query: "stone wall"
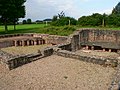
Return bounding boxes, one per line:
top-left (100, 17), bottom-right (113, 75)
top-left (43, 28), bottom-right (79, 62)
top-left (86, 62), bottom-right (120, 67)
top-left (0, 34), bottom-right (68, 48)
top-left (54, 49), bottom-right (118, 67)
top-left (0, 46), bottom-right (55, 70)
top-left (70, 29), bottom-right (120, 51)
top-left (7, 53), bottom-right (43, 70)
top-left (108, 63), bottom-right (120, 90)
top-left (0, 41), bottom-right (14, 48)
top-left (0, 33), bottom-right (33, 39)
top-left (33, 34), bottom-right (68, 45)
top-left (40, 47), bottom-right (54, 57)
top-left (57, 43), bottom-right (71, 51)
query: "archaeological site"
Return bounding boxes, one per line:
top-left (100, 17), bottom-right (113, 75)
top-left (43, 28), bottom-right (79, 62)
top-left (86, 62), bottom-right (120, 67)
top-left (0, 29), bottom-right (120, 90)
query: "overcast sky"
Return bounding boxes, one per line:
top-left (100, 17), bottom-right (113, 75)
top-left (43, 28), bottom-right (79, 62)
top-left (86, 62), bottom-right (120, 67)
top-left (21, 0), bottom-right (120, 21)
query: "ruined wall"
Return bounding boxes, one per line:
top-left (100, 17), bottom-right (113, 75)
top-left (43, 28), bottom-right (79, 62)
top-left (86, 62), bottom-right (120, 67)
top-left (33, 34), bottom-right (68, 45)
top-left (0, 41), bottom-right (14, 48)
top-left (78, 29), bottom-right (120, 43)
top-left (54, 50), bottom-right (118, 67)
top-left (0, 34), bottom-right (68, 48)
top-left (0, 46), bottom-right (54, 70)
top-left (0, 34), bottom-right (33, 39)
top-left (80, 29), bottom-right (120, 49)
top-left (88, 30), bottom-right (120, 42)
top-left (71, 29), bottom-right (120, 51)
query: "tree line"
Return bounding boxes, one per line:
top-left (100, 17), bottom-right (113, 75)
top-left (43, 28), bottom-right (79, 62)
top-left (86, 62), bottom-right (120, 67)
top-left (51, 12), bottom-right (120, 27)
top-left (77, 13), bottom-right (120, 27)
top-left (51, 2), bottom-right (120, 27)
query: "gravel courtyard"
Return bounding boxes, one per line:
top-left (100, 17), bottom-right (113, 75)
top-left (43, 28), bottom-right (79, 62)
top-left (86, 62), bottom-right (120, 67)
top-left (0, 55), bottom-right (115, 90)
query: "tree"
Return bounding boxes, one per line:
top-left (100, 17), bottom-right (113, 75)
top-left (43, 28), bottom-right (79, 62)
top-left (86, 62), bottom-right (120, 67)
top-left (0, 0), bottom-right (26, 31)
top-left (27, 18), bottom-right (32, 24)
top-left (78, 13), bottom-right (103, 26)
top-left (51, 16), bottom-right (77, 26)
top-left (112, 2), bottom-right (120, 15)
top-left (52, 15), bottom-right (58, 22)
top-left (11, 0), bottom-right (26, 30)
top-left (58, 11), bottom-right (65, 19)
top-left (51, 11), bottom-right (77, 26)
top-left (22, 20), bottom-right (27, 24)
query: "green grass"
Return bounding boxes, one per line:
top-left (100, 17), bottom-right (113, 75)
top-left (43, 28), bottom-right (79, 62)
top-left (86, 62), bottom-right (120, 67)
top-left (0, 24), bottom-right (46, 34)
top-left (1, 24), bottom-right (120, 36)
top-left (0, 24), bottom-right (76, 36)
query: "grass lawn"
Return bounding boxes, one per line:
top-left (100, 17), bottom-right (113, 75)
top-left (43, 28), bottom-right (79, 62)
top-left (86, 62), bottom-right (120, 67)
top-left (0, 24), bottom-right (46, 34)
top-left (0, 24), bottom-right (76, 36)
top-left (1, 24), bottom-right (120, 36)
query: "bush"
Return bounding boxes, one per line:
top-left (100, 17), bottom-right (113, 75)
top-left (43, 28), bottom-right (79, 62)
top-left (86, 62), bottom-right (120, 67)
top-left (51, 17), bottom-right (77, 26)
top-left (63, 26), bottom-right (76, 31)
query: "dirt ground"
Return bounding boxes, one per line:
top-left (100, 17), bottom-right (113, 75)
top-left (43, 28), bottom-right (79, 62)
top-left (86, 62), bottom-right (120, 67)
top-left (75, 50), bottom-right (119, 58)
top-left (0, 55), bottom-right (115, 90)
top-left (1, 44), bottom-right (51, 55)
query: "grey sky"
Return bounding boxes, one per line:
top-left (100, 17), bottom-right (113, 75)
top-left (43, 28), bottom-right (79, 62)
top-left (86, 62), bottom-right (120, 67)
top-left (21, 0), bottom-right (119, 21)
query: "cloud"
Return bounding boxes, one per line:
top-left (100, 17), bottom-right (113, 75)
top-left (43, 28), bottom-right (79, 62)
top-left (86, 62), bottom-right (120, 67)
top-left (23, 0), bottom-right (82, 21)
top-left (21, 0), bottom-right (116, 21)
top-left (94, 9), bottom-right (112, 15)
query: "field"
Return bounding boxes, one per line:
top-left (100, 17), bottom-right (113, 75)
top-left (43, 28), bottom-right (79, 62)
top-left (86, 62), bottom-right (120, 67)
top-left (1, 24), bottom-right (120, 36)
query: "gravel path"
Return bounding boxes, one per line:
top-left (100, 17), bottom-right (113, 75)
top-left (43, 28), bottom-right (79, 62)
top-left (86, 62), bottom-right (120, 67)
top-left (0, 55), bottom-right (115, 90)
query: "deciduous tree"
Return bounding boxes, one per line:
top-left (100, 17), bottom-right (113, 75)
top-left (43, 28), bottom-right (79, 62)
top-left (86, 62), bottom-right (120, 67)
top-left (0, 0), bottom-right (26, 31)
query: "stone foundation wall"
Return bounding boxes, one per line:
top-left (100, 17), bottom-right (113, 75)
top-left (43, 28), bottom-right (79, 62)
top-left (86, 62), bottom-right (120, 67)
top-left (71, 29), bottom-right (120, 51)
top-left (57, 43), bottom-right (71, 51)
top-left (40, 47), bottom-right (54, 57)
top-left (33, 34), bottom-right (68, 45)
top-left (54, 50), bottom-right (118, 67)
top-left (0, 41), bottom-right (14, 48)
top-left (7, 53), bottom-right (43, 70)
top-left (0, 33), bottom-right (33, 39)
top-left (0, 34), bottom-right (68, 48)
top-left (79, 29), bottom-right (120, 43)
top-left (0, 46), bottom-right (55, 70)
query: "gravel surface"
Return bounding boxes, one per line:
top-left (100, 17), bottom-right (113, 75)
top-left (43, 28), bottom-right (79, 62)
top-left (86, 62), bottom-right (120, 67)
top-left (75, 50), bottom-right (119, 58)
top-left (0, 55), bottom-right (115, 90)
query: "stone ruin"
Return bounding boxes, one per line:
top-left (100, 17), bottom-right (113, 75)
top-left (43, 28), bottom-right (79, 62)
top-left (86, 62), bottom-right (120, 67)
top-left (0, 29), bottom-right (120, 89)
